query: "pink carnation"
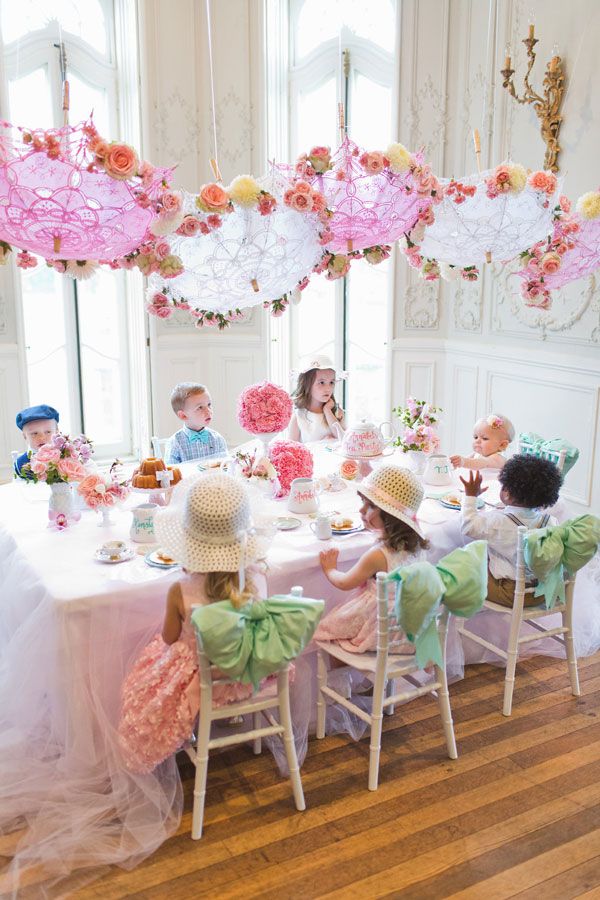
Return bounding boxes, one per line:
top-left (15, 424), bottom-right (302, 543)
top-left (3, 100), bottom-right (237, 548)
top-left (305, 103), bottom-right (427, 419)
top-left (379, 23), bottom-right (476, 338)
top-left (236, 381), bottom-right (293, 434)
top-left (268, 440), bottom-right (313, 497)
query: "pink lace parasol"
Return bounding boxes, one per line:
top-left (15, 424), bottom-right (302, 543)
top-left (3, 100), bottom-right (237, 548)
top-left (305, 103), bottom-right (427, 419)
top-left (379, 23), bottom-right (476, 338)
top-left (517, 192), bottom-right (600, 309)
top-left (0, 120), bottom-right (169, 262)
top-left (292, 137), bottom-right (436, 253)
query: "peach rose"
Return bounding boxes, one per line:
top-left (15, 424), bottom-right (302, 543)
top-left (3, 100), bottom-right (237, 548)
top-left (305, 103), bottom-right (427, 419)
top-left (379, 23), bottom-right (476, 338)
top-left (340, 459), bottom-right (359, 480)
top-left (57, 458), bottom-right (86, 481)
top-left (161, 191), bottom-right (182, 214)
top-left (177, 215), bottom-right (201, 237)
top-left (104, 143), bottom-right (139, 180)
top-left (539, 251), bottom-right (561, 275)
top-left (294, 181), bottom-right (311, 195)
top-left (197, 183), bottom-right (230, 213)
top-left (290, 192), bottom-right (310, 211)
top-left (528, 171), bottom-right (549, 192)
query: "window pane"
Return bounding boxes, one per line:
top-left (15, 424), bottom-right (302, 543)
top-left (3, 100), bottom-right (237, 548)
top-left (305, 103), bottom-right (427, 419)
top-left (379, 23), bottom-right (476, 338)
top-left (345, 257), bottom-right (391, 424)
top-left (1, 0), bottom-right (108, 55)
top-left (349, 75), bottom-right (392, 149)
top-left (295, 78), bottom-right (337, 157)
top-left (292, 279), bottom-right (336, 365)
top-left (20, 266), bottom-right (74, 435)
top-left (76, 269), bottom-right (130, 449)
top-left (8, 67), bottom-right (53, 129)
top-left (69, 73), bottom-right (110, 136)
top-left (294, 0), bottom-right (395, 58)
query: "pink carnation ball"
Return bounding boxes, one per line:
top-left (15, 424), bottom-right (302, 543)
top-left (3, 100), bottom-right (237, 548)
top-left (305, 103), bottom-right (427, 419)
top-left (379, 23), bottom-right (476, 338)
top-left (237, 381), bottom-right (293, 435)
top-left (268, 440), bottom-right (313, 497)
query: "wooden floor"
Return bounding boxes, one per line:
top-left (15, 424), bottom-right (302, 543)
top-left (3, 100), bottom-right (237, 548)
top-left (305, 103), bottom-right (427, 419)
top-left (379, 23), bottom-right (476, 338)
top-left (59, 654), bottom-right (600, 897)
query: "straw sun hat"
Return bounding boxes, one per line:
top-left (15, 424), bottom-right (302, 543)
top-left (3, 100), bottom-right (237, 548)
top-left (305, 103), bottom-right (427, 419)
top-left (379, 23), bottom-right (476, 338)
top-left (293, 353), bottom-right (348, 379)
top-left (154, 473), bottom-right (263, 573)
top-left (357, 465), bottom-right (425, 539)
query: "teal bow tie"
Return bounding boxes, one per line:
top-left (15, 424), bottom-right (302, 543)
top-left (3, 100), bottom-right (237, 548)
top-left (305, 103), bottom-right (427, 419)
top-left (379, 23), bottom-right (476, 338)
top-left (188, 428), bottom-right (210, 444)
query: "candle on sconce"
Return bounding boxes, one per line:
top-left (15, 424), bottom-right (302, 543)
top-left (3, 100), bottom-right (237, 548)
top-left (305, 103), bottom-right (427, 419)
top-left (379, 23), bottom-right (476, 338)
top-left (528, 23), bottom-right (535, 39)
top-left (505, 54), bottom-right (511, 69)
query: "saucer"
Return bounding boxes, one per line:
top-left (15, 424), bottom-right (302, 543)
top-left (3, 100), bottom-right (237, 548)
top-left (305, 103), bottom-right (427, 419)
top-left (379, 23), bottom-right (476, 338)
top-left (439, 495), bottom-right (485, 511)
top-left (331, 521), bottom-right (364, 535)
top-left (274, 517), bottom-right (302, 531)
top-left (95, 548), bottom-right (135, 564)
top-left (145, 550), bottom-right (180, 569)
top-left (334, 446), bottom-right (395, 459)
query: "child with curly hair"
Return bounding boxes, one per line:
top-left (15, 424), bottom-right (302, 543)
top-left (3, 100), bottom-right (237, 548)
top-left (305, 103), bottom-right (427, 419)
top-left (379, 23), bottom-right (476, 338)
top-left (460, 454), bottom-right (562, 606)
top-left (450, 413), bottom-right (515, 471)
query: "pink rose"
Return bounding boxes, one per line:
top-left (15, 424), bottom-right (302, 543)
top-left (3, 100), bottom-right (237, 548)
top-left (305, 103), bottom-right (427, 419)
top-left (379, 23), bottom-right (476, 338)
top-left (34, 445), bottom-right (61, 464)
top-left (57, 458), bottom-right (86, 481)
top-left (161, 191), bottom-right (183, 214)
top-left (290, 192), bottom-right (310, 212)
top-left (559, 195), bottom-right (571, 213)
top-left (539, 251), bottom-right (561, 275)
top-left (207, 214), bottom-right (222, 229)
top-left (30, 459), bottom-right (49, 478)
top-left (152, 292), bottom-right (169, 307)
top-left (554, 240), bottom-right (569, 256)
top-left (153, 240), bottom-right (170, 261)
top-left (197, 183), bottom-right (230, 213)
top-left (177, 215), bottom-right (201, 237)
top-left (294, 181), bottom-right (311, 195)
top-left (340, 459), bottom-right (358, 480)
top-left (359, 151), bottom-right (387, 174)
top-left (104, 143), bottom-right (139, 180)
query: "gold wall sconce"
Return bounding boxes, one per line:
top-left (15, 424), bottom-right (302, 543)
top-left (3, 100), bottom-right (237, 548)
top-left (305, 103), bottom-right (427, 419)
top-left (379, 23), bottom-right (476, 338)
top-left (501, 24), bottom-right (565, 173)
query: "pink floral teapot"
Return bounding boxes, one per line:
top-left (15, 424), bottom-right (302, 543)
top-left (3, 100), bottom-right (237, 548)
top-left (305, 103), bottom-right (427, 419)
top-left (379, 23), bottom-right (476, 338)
top-left (341, 419), bottom-right (396, 458)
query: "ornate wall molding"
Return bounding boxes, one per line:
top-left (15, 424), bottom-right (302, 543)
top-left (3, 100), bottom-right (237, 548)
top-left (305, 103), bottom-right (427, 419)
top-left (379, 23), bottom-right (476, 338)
top-left (403, 281), bottom-right (439, 329)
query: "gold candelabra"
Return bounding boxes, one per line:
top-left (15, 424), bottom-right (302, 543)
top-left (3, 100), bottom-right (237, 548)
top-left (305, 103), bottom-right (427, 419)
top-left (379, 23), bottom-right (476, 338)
top-left (501, 24), bottom-right (565, 173)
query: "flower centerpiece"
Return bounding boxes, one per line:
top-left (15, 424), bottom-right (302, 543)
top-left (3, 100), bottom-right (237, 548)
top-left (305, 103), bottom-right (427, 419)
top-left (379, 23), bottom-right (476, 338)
top-left (268, 440), bottom-right (313, 498)
top-left (237, 381), bottom-right (293, 454)
top-left (393, 397), bottom-right (442, 476)
top-left (77, 461), bottom-right (130, 526)
top-left (16, 433), bottom-right (93, 529)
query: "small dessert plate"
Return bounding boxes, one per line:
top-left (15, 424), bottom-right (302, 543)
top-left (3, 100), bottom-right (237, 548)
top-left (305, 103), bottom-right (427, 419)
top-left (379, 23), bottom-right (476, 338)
top-left (94, 548), bottom-right (135, 564)
top-left (331, 523), bottom-right (364, 535)
top-left (439, 495), bottom-right (484, 510)
top-left (145, 550), bottom-right (180, 569)
top-left (274, 517), bottom-right (302, 531)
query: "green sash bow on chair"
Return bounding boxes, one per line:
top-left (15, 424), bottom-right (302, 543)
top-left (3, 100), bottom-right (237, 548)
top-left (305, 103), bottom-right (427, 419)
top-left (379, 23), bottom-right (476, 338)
top-left (191, 596), bottom-right (324, 689)
top-left (518, 432), bottom-right (580, 476)
top-left (387, 541), bottom-right (488, 668)
top-left (523, 514), bottom-right (600, 609)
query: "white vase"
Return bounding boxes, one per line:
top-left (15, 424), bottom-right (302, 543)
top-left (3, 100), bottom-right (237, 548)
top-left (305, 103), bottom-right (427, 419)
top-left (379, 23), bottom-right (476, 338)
top-left (252, 431), bottom-right (280, 457)
top-left (408, 449), bottom-right (427, 477)
top-left (97, 506), bottom-right (116, 527)
top-left (48, 482), bottom-right (80, 529)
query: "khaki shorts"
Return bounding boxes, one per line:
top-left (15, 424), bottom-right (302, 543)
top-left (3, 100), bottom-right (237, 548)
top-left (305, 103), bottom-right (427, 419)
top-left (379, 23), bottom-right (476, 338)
top-left (487, 571), bottom-right (541, 608)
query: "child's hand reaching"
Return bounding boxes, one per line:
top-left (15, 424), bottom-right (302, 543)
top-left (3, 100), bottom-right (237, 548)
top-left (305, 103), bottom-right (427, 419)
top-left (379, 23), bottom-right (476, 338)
top-left (450, 454), bottom-right (463, 469)
top-left (320, 548), bottom-right (339, 574)
top-left (459, 470), bottom-right (488, 497)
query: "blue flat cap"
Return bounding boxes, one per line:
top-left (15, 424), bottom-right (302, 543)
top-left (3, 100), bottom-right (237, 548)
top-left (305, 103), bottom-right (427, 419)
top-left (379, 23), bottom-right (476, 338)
top-left (16, 404), bottom-right (60, 430)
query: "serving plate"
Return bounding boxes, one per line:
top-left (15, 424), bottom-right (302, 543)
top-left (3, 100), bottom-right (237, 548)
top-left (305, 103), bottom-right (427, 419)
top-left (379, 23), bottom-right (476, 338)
top-left (144, 550), bottom-right (180, 569)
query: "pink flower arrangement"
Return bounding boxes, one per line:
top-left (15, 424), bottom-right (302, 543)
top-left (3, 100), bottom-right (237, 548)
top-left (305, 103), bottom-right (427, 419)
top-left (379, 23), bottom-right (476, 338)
top-left (237, 381), bottom-right (293, 434)
top-left (18, 432), bottom-right (93, 484)
top-left (393, 397), bottom-right (442, 454)
top-left (77, 462), bottom-right (130, 509)
top-left (268, 440), bottom-right (313, 497)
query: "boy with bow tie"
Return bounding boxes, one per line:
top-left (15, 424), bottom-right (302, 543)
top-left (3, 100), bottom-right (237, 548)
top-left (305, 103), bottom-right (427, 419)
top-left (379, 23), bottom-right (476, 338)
top-left (166, 382), bottom-right (227, 464)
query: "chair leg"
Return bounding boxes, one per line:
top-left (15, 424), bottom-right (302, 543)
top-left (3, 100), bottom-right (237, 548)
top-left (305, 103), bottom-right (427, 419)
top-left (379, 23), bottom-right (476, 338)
top-left (503, 607), bottom-right (523, 717)
top-left (316, 650), bottom-right (327, 740)
top-left (384, 678), bottom-right (395, 715)
top-left (278, 671), bottom-right (305, 812)
top-left (253, 711), bottom-right (262, 755)
top-left (435, 666), bottom-right (458, 760)
top-left (368, 675), bottom-right (386, 792)
top-left (191, 713), bottom-right (212, 840)
top-left (563, 606), bottom-right (581, 697)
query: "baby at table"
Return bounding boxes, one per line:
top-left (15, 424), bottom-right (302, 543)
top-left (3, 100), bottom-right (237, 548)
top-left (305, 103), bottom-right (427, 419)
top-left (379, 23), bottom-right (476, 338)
top-left (459, 454), bottom-right (562, 607)
top-left (166, 381), bottom-right (227, 464)
top-left (450, 413), bottom-right (514, 471)
top-left (13, 404), bottom-right (60, 478)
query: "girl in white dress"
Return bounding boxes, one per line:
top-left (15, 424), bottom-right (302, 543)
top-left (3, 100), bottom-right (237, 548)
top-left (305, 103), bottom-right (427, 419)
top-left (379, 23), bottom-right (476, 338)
top-left (289, 354), bottom-right (347, 443)
top-left (315, 466), bottom-right (429, 653)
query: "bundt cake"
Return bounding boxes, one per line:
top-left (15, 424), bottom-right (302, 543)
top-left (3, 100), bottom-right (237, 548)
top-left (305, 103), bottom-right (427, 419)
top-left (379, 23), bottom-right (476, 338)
top-left (167, 465), bottom-right (182, 485)
top-left (132, 457), bottom-right (166, 489)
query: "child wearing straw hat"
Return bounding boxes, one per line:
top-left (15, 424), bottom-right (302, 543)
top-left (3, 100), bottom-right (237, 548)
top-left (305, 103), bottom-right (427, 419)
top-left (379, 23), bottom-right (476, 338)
top-left (315, 465), bottom-right (429, 652)
top-left (118, 473), bottom-right (266, 774)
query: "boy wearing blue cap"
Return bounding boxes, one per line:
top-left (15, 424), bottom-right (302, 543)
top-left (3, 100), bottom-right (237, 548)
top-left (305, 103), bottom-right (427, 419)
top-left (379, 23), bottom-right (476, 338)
top-left (14, 404), bottom-right (60, 478)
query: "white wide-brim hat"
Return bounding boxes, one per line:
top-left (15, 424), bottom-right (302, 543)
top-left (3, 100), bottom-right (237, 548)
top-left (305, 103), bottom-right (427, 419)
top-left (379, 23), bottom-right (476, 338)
top-left (357, 465), bottom-right (425, 539)
top-left (294, 353), bottom-right (348, 379)
top-left (154, 473), bottom-right (264, 573)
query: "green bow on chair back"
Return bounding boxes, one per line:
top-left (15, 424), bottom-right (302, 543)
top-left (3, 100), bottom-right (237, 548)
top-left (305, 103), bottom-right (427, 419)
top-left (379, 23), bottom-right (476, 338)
top-left (191, 596), bottom-right (324, 689)
top-left (518, 432), bottom-right (580, 476)
top-left (387, 541), bottom-right (488, 668)
top-left (523, 514), bottom-right (600, 608)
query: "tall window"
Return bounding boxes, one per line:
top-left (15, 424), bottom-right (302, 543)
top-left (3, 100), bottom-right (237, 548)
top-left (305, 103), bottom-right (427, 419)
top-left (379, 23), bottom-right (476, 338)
top-left (272, 0), bottom-right (397, 422)
top-left (1, 0), bottom-right (137, 458)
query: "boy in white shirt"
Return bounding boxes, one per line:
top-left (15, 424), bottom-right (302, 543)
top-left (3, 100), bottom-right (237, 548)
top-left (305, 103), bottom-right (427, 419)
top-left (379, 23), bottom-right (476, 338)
top-left (459, 454), bottom-right (562, 606)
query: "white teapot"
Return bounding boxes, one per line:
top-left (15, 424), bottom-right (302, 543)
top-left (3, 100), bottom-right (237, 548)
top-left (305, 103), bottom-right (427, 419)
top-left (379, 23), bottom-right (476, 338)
top-left (341, 419), bottom-right (395, 458)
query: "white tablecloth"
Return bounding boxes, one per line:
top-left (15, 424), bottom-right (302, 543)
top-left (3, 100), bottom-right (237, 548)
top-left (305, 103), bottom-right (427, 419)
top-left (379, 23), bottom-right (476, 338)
top-left (0, 448), bottom-right (598, 896)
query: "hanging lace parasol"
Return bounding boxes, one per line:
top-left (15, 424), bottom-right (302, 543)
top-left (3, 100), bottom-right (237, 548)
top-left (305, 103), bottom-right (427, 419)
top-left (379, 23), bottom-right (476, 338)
top-left (0, 120), bottom-right (169, 265)
top-left (147, 170), bottom-right (325, 316)
top-left (292, 137), bottom-right (438, 253)
top-left (517, 191), bottom-right (600, 309)
top-left (412, 164), bottom-right (561, 273)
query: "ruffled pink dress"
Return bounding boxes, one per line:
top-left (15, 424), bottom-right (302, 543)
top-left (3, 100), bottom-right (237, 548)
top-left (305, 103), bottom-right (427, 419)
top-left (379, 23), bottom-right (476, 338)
top-left (118, 573), bottom-right (255, 774)
top-left (315, 544), bottom-right (424, 653)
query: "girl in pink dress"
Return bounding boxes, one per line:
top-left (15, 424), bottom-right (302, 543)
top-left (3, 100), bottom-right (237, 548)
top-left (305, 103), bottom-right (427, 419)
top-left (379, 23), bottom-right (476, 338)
top-left (315, 465), bottom-right (429, 652)
top-left (118, 473), bottom-right (266, 774)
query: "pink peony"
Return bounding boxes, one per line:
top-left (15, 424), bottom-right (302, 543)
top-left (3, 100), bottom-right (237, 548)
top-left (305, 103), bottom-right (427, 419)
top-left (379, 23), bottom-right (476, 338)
top-left (237, 381), bottom-right (293, 434)
top-left (56, 457), bottom-right (86, 482)
top-left (34, 445), bottom-right (61, 464)
top-left (268, 440), bottom-right (313, 497)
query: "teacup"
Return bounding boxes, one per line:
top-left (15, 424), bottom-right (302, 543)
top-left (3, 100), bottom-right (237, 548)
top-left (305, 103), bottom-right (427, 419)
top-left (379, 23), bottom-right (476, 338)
top-left (101, 540), bottom-right (127, 560)
top-left (310, 514), bottom-right (332, 540)
top-left (287, 477), bottom-right (319, 515)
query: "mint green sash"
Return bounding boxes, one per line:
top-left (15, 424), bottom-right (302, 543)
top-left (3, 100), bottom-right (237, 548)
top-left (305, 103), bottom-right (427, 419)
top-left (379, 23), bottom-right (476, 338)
top-left (523, 514), bottom-right (600, 608)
